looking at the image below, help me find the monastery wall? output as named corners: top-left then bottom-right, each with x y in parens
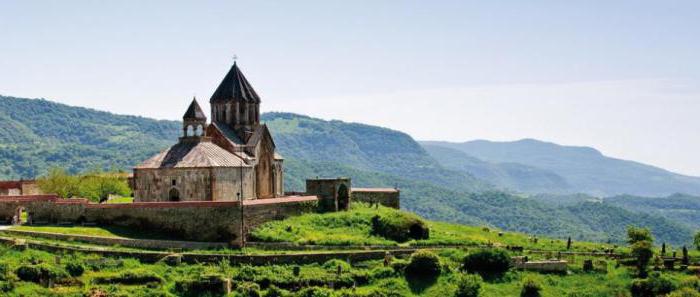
top-left (0, 195), bottom-right (317, 245)
top-left (351, 188), bottom-right (400, 209)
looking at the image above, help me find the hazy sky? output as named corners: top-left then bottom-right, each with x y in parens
top-left (1, 1), bottom-right (700, 176)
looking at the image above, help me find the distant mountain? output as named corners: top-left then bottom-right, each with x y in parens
top-left (0, 95), bottom-right (179, 178)
top-left (422, 144), bottom-right (571, 194)
top-left (606, 194), bottom-right (700, 230)
top-left (422, 139), bottom-right (700, 197)
top-left (0, 96), bottom-right (693, 245)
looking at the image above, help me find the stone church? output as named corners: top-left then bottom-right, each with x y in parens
top-left (133, 62), bottom-right (284, 202)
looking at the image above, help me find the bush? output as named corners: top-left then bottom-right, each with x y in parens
top-left (15, 264), bottom-right (68, 284)
top-left (369, 267), bottom-right (396, 280)
top-left (92, 269), bottom-right (163, 285)
top-left (371, 212), bottom-right (429, 242)
top-left (237, 282), bottom-right (262, 297)
top-left (322, 259), bottom-right (351, 272)
top-left (390, 259), bottom-right (409, 274)
top-left (65, 261), bottom-right (85, 277)
top-left (296, 286), bottom-right (333, 297)
top-left (520, 278), bottom-right (542, 297)
top-left (630, 273), bottom-right (675, 297)
top-left (264, 285), bottom-right (288, 297)
top-left (455, 274), bottom-right (482, 297)
top-left (669, 288), bottom-right (700, 297)
top-left (462, 249), bottom-right (511, 278)
top-left (405, 250), bottom-right (441, 278)
top-left (175, 275), bottom-right (229, 297)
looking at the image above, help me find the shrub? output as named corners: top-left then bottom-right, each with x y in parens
top-left (631, 241), bottom-right (654, 277)
top-left (520, 278), bottom-right (542, 297)
top-left (175, 275), bottom-right (229, 297)
top-left (296, 286), bottom-right (333, 297)
top-left (669, 288), bottom-right (700, 297)
top-left (405, 250), bottom-right (441, 278)
top-left (92, 269), bottom-right (163, 285)
top-left (65, 261), bottom-right (85, 277)
top-left (371, 212), bottom-right (429, 242)
top-left (627, 227), bottom-right (654, 245)
top-left (369, 267), bottom-right (396, 280)
top-left (264, 285), bottom-right (288, 297)
top-left (455, 274), bottom-right (482, 297)
top-left (322, 259), bottom-right (351, 272)
top-left (462, 249), bottom-right (511, 278)
top-left (390, 259), bottom-right (409, 274)
top-left (237, 282), bottom-right (262, 297)
top-left (630, 273), bottom-right (675, 297)
top-left (15, 264), bottom-right (68, 284)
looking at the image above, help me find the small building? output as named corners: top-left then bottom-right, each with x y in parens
top-left (305, 178), bottom-right (401, 211)
top-left (133, 62), bottom-right (284, 202)
top-left (0, 180), bottom-right (41, 196)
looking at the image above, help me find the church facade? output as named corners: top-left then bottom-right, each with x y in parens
top-left (133, 62), bottom-right (284, 202)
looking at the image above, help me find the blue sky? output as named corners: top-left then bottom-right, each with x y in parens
top-left (1, 1), bottom-right (700, 176)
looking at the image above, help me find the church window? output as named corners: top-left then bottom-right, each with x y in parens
top-left (196, 125), bottom-right (203, 136)
top-left (186, 125), bottom-right (194, 137)
top-left (172, 179), bottom-right (176, 186)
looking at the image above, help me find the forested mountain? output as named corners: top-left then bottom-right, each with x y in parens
top-left (605, 194), bottom-right (700, 230)
top-left (422, 139), bottom-right (700, 197)
top-left (0, 96), bottom-right (179, 178)
top-left (0, 96), bottom-right (694, 245)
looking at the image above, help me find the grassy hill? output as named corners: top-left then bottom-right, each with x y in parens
top-left (0, 96), bottom-right (694, 245)
top-left (422, 139), bottom-right (700, 197)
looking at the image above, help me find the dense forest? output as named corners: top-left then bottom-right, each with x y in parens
top-left (0, 96), bottom-right (696, 245)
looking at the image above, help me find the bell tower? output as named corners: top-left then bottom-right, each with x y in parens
top-left (209, 61), bottom-right (261, 140)
top-left (182, 97), bottom-right (207, 139)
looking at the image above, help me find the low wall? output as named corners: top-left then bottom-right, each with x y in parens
top-left (351, 188), bottom-right (400, 209)
top-left (0, 195), bottom-right (318, 245)
top-left (514, 260), bottom-right (568, 273)
top-left (1, 230), bottom-right (228, 250)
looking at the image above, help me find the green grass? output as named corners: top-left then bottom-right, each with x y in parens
top-left (9, 224), bottom-right (175, 241)
top-left (251, 204), bottom-right (620, 253)
top-left (0, 244), bottom-right (698, 297)
top-left (104, 196), bottom-right (133, 204)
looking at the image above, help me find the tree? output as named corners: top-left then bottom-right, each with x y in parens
top-left (627, 226), bottom-right (654, 245)
top-left (694, 231), bottom-right (700, 251)
top-left (37, 167), bottom-right (79, 198)
top-left (631, 240), bottom-right (654, 278)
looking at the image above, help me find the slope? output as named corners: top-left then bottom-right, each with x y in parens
top-left (422, 139), bottom-right (700, 197)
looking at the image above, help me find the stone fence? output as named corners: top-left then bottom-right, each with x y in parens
top-left (0, 195), bottom-right (317, 245)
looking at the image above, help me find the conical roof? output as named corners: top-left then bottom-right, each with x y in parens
top-left (210, 62), bottom-right (261, 104)
top-left (183, 97), bottom-right (207, 120)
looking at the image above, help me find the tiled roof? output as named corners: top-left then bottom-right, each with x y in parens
top-left (211, 121), bottom-right (245, 145)
top-left (210, 62), bottom-right (261, 104)
top-left (183, 97), bottom-right (207, 120)
top-left (136, 140), bottom-right (247, 169)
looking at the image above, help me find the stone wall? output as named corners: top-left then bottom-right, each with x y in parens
top-left (0, 195), bottom-right (317, 245)
top-left (0, 180), bottom-right (41, 196)
top-left (133, 167), bottom-right (256, 202)
top-left (306, 178), bottom-right (351, 212)
top-left (351, 188), bottom-right (400, 209)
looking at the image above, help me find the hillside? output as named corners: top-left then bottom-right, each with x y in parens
top-left (0, 95), bottom-right (180, 178)
top-left (422, 139), bottom-right (700, 197)
top-left (605, 194), bottom-right (700, 230)
top-left (0, 96), bottom-right (694, 245)
top-left (422, 144), bottom-right (571, 194)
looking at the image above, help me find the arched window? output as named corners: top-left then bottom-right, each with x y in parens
top-left (186, 125), bottom-right (194, 137)
top-left (169, 188), bottom-right (180, 202)
top-left (196, 125), bottom-right (203, 136)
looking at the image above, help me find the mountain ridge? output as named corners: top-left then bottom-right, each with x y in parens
top-left (421, 139), bottom-right (700, 197)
